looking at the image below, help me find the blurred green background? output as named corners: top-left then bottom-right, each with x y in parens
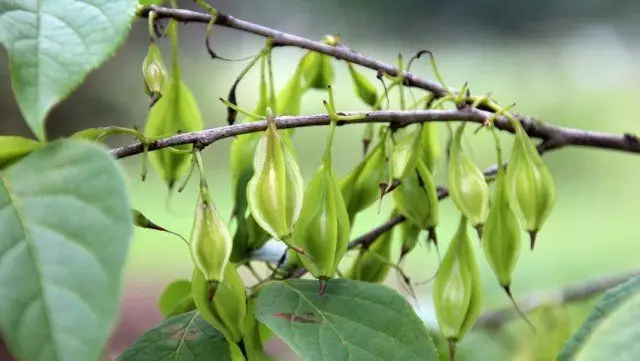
top-left (1, 0), bottom-right (639, 360)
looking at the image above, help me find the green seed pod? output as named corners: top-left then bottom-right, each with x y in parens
top-left (392, 158), bottom-right (439, 243)
top-left (482, 163), bottom-right (522, 291)
top-left (157, 279), bottom-right (195, 318)
top-left (300, 51), bottom-right (333, 90)
top-left (300, 35), bottom-right (336, 90)
top-left (247, 112), bottom-right (304, 249)
top-left (449, 123), bottom-right (490, 236)
top-left (276, 66), bottom-right (304, 116)
top-left (142, 42), bottom-right (168, 97)
top-left (144, 79), bottom-right (202, 189)
top-left (339, 141), bottom-right (387, 224)
top-left (0, 136), bottom-right (41, 170)
top-left (294, 120), bottom-right (350, 293)
top-left (433, 216), bottom-right (483, 360)
top-left (347, 62), bottom-right (377, 107)
top-left (398, 214), bottom-right (422, 259)
top-left (506, 122), bottom-right (556, 250)
top-left (192, 263), bottom-right (247, 343)
top-left (132, 209), bottom-right (187, 244)
top-left (389, 127), bottom-right (422, 183)
top-left (189, 189), bottom-right (233, 287)
top-left (346, 218), bottom-right (394, 284)
top-left (145, 20), bottom-right (203, 190)
top-left (419, 122), bottom-right (441, 174)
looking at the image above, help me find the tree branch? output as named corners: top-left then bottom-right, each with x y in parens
top-left (110, 108), bottom-right (640, 159)
top-left (476, 270), bottom-right (640, 329)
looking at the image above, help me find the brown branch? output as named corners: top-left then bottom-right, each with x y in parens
top-left (110, 108), bottom-right (640, 159)
top-left (476, 270), bottom-right (640, 329)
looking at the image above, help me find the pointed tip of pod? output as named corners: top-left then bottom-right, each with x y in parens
top-left (207, 280), bottom-right (220, 302)
top-left (427, 227), bottom-right (438, 247)
top-left (362, 139), bottom-right (371, 156)
top-left (318, 277), bottom-right (329, 296)
top-left (529, 230), bottom-right (538, 251)
top-left (502, 284), bottom-right (538, 334)
top-left (502, 284), bottom-right (512, 298)
top-left (474, 224), bottom-right (484, 244)
top-left (448, 340), bottom-right (457, 361)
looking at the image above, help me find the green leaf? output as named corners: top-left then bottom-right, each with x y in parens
top-left (117, 311), bottom-right (234, 361)
top-left (0, 0), bottom-right (137, 140)
top-left (0, 136), bottom-right (41, 170)
top-left (158, 279), bottom-right (196, 318)
top-left (559, 276), bottom-right (640, 361)
top-left (255, 278), bottom-right (438, 361)
top-left (0, 139), bottom-right (132, 361)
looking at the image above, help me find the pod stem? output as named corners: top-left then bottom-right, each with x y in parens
top-left (167, 15), bottom-right (180, 81)
top-left (265, 41), bottom-right (277, 113)
top-left (503, 285), bottom-right (537, 334)
top-left (397, 53), bottom-right (406, 110)
top-left (448, 340), bottom-right (457, 361)
top-left (147, 10), bottom-right (157, 43)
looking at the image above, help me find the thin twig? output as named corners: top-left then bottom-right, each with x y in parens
top-left (476, 270), bottom-right (640, 329)
top-left (110, 108), bottom-right (640, 159)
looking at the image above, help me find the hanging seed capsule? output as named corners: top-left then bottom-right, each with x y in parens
top-left (347, 62), bottom-right (378, 107)
top-left (133, 209), bottom-right (187, 244)
top-left (189, 188), bottom-right (233, 293)
top-left (346, 219), bottom-right (394, 284)
top-left (145, 21), bottom-right (203, 190)
top-left (294, 119), bottom-right (350, 294)
top-left (192, 263), bottom-right (247, 343)
top-left (339, 141), bottom-right (387, 224)
top-left (449, 123), bottom-right (489, 238)
top-left (506, 122), bottom-right (556, 250)
top-left (300, 35), bottom-right (336, 90)
top-left (392, 158), bottom-right (439, 244)
top-left (142, 42), bottom-right (168, 99)
top-left (388, 127), bottom-right (422, 185)
top-left (420, 122), bottom-right (441, 174)
top-left (398, 215), bottom-right (422, 259)
top-left (433, 215), bottom-right (483, 361)
top-left (276, 65), bottom-right (304, 116)
top-left (247, 110), bottom-right (304, 250)
top-left (482, 161), bottom-right (522, 295)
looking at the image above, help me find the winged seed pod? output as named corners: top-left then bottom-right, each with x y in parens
top-left (142, 42), bottom-right (168, 98)
top-left (389, 127), bottom-right (422, 183)
top-left (294, 119), bottom-right (350, 294)
top-left (433, 216), bottom-right (483, 361)
top-left (506, 121), bottom-right (556, 250)
top-left (339, 141), bottom-right (387, 223)
top-left (392, 158), bottom-right (439, 244)
top-left (449, 123), bottom-right (489, 238)
top-left (398, 212), bottom-right (422, 259)
top-left (247, 110), bottom-right (304, 250)
top-left (482, 162), bottom-right (522, 294)
top-left (189, 185), bottom-right (233, 295)
top-left (192, 263), bottom-right (247, 343)
top-left (347, 62), bottom-right (377, 107)
top-left (346, 214), bottom-right (395, 284)
top-left (132, 209), bottom-right (187, 244)
top-left (145, 21), bottom-right (203, 190)
top-left (300, 35), bottom-right (337, 90)
top-left (420, 122), bottom-right (441, 174)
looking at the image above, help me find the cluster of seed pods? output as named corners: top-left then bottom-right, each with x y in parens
top-left (138, 21), bottom-right (558, 358)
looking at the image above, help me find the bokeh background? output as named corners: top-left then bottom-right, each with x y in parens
top-left (1, 0), bottom-right (640, 360)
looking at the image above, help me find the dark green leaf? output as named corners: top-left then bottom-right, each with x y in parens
top-left (0, 140), bottom-right (132, 361)
top-left (255, 279), bottom-right (438, 361)
top-left (559, 276), bottom-right (640, 361)
top-left (158, 279), bottom-right (196, 318)
top-left (117, 311), bottom-right (234, 361)
top-left (0, 0), bottom-right (137, 140)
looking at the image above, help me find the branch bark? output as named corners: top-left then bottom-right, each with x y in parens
top-left (110, 108), bottom-right (640, 159)
top-left (476, 270), bottom-right (640, 329)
